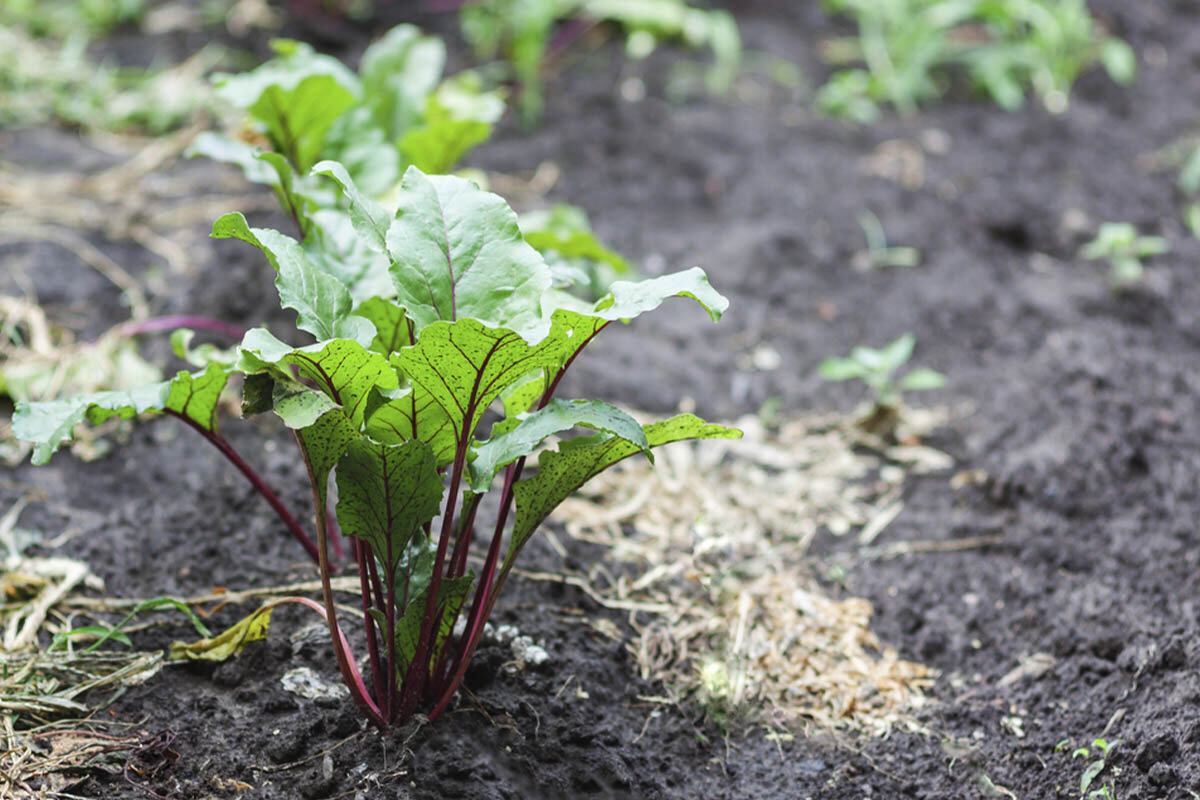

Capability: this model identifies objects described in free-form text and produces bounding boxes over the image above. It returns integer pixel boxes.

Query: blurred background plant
[816,0,1136,122]
[448,0,741,121]
[1079,222,1170,289]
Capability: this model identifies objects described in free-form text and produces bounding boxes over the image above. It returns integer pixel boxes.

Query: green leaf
[186,132,279,185]
[521,204,630,275]
[363,383,459,466]
[395,317,565,442]
[239,329,396,428]
[304,209,393,303]
[877,333,916,373]
[430,573,473,667]
[294,408,359,517]
[1079,758,1105,795]
[14,363,231,465]
[359,24,445,141]
[385,167,551,336]
[469,398,650,492]
[399,110,492,176]
[335,437,444,573]
[355,297,415,355]
[1099,38,1136,86]
[312,160,390,253]
[214,41,360,172]
[168,603,274,662]
[542,266,731,371]
[507,414,741,569]
[594,267,728,323]
[818,357,868,382]
[898,367,945,392]
[212,213,375,345]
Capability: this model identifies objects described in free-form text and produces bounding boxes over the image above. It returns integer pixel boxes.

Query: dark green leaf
[335,437,443,572]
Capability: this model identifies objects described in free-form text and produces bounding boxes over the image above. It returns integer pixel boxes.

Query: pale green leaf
[14,363,231,465]
[469,398,650,492]
[898,367,946,392]
[385,167,551,336]
[312,159,390,253]
[212,212,374,345]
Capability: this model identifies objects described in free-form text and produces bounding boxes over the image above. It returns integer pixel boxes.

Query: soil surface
[4,1,1200,798]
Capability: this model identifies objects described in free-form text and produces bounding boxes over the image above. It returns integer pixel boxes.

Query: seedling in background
[1079,222,1170,288]
[818,333,944,433]
[452,0,741,121]
[816,0,1135,121]
[14,163,740,729]
[856,209,920,270]
[1070,738,1120,799]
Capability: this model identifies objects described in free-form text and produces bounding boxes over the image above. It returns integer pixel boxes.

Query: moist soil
[4,1,1200,798]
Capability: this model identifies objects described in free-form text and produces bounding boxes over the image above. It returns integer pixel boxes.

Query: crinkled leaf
[214,41,360,172]
[168,603,273,662]
[469,399,650,492]
[540,266,728,374]
[239,328,396,427]
[395,317,565,443]
[355,297,415,355]
[385,167,550,336]
[507,414,741,569]
[212,213,374,345]
[14,363,231,465]
[335,437,443,573]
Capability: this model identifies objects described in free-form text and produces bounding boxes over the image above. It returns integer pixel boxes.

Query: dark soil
[5,1,1200,798]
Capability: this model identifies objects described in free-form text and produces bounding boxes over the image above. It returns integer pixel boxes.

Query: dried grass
[546,409,953,736]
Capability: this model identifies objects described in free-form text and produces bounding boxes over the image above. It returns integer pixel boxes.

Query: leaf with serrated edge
[14,363,231,465]
[469,399,649,492]
[507,415,741,569]
[385,167,550,335]
[239,328,396,428]
[212,213,374,345]
[395,318,564,445]
[335,437,443,574]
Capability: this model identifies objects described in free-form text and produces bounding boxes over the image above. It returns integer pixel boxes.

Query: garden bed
[3,1,1200,797]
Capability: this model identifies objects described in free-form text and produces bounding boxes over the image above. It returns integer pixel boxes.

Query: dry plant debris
[548,409,952,736]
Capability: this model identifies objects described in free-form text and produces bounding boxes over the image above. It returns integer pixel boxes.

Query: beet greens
[14,163,738,727]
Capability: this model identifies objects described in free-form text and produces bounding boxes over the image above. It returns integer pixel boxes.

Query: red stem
[294,431,385,727]
[121,315,246,341]
[165,410,321,565]
[357,539,387,705]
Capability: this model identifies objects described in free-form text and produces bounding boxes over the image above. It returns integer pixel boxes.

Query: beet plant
[13,163,739,727]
